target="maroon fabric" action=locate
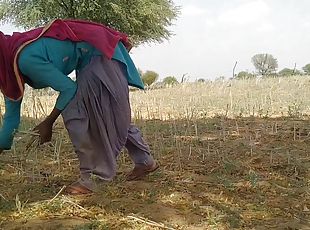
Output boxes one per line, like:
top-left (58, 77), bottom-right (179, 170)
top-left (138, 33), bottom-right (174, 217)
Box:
top-left (0, 19), bottom-right (130, 100)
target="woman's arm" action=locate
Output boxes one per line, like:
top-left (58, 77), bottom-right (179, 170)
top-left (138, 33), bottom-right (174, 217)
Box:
top-left (20, 63), bottom-right (77, 144)
top-left (17, 38), bottom-right (78, 144)
top-left (0, 97), bottom-right (22, 150)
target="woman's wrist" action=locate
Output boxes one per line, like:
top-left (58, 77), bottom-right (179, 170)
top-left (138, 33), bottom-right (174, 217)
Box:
top-left (45, 107), bottom-right (62, 125)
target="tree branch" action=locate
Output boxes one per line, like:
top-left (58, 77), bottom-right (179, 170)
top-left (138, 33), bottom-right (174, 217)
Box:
top-left (55, 0), bottom-right (69, 13)
top-left (70, 0), bottom-right (75, 18)
top-left (233, 61), bottom-right (238, 78)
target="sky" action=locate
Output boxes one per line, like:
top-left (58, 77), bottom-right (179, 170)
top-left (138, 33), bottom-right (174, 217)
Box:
top-left (1, 0), bottom-right (310, 81)
top-left (131, 0), bottom-right (310, 80)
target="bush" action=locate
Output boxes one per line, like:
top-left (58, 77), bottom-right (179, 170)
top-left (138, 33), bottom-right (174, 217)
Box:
top-left (197, 78), bottom-right (206, 83)
top-left (142, 71), bottom-right (159, 86)
top-left (162, 76), bottom-right (178, 85)
top-left (235, 71), bottom-right (256, 80)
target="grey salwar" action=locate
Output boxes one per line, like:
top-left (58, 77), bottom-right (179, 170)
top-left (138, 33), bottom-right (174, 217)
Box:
top-left (62, 56), bottom-right (154, 189)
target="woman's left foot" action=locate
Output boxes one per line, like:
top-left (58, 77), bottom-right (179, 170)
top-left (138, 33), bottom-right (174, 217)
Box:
top-left (126, 162), bottom-right (159, 181)
top-left (65, 181), bottom-right (93, 195)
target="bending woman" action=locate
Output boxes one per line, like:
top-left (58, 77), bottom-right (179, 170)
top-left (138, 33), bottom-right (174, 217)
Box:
top-left (0, 19), bottom-right (158, 195)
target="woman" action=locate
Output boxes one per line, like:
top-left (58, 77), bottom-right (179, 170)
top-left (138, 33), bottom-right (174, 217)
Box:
top-left (0, 19), bottom-right (158, 195)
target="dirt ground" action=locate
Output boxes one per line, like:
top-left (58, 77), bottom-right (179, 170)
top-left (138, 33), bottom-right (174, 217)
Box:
top-left (0, 117), bottom-right (310, 229)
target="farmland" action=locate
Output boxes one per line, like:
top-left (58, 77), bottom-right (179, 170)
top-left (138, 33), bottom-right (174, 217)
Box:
top-left (0, 76), bottom-right (310, 229)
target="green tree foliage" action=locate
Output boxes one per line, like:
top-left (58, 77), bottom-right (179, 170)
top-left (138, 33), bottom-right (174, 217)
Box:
top-left (302, 64), bottom-right (310, 75)
top-left (278, 68), bottom-right (302, 77)
top-left (235, 71), bottom-right (256, 80)
top-left (162, 76), bottom-right (178, 85)
top-left (251, 54), bottom-right (278, 76)
top-left (141, 70), bottom-right (158, 86)
top-left (0, 0), bottom-right (179, 45)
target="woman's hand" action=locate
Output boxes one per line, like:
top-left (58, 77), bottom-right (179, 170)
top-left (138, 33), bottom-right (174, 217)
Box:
top-left (33, 108), bottom-right (61, 144)
top-left (34, 119), bottom-right (53, 144)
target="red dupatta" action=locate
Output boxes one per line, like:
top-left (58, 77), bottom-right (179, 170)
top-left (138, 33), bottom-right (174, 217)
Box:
top-left (0, 19), bottom-right (130, 100)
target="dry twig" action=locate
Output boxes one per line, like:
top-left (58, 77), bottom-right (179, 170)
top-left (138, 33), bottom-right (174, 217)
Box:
top-left (0, 193), bottom-right (7, 201)
top-left (62, 196), bottom-right (91, 213)
top-left (127, 215), bottom-right (176, 230)
top-left (48, 186), bottom-right (66, 204)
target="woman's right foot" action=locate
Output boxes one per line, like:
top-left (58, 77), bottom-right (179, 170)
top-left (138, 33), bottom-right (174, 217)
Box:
top-left (65, 181), bottom-right (93, 195)
top-left (126, 162), bottom-right (159, 181)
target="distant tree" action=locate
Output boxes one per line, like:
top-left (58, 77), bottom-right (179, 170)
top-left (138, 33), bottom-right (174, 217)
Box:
top-left (215, 76), bottom-right (225, 81)
top-left (235, 71), bottom-right (256, 80)
top-left (278, 68), bottom-right (302, 76)
top-left (302, 64), bottom-right (310, 75)
top-left (197, 78), bottom-right (206, 83)
top-left (278, 68), bottom-right (294, 76)
top-left (142, 71), bottom-right (159, 86)
top-left (181, 73), bottom-right (188, 83)
top-left (295, 70), bottom-right (303, 75)
top-left (162, 76), bottom-right (178, 85)
top-left (251, 54), bottom-right (278, 76)
top-left (149, 81), bottom-right (166, 89)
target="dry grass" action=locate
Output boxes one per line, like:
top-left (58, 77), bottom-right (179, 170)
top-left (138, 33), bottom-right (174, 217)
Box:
top-left (130, 76), bottom-right (310, 120)
top-left (0, 76), bottom-right (310, 229)
top-left (2, 76), bottom-right (310, 120)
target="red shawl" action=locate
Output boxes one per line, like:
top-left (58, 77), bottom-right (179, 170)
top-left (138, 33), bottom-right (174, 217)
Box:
top-left (0, 19), bottom-right (130, 101)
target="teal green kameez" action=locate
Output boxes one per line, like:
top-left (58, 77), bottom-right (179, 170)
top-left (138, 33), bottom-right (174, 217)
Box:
top-left (0, 38), bottom-right (143, 150)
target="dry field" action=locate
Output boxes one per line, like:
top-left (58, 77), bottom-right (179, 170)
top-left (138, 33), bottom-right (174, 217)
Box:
top-left (0, 76), bottom-right (310, 229)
